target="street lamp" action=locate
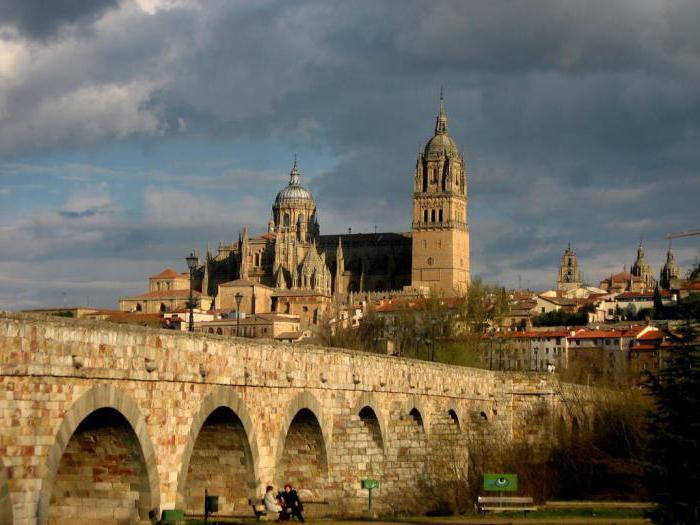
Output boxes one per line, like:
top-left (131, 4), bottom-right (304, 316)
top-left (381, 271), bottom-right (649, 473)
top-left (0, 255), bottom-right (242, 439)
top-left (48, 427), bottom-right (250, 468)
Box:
top-left (185, 251), bottom-right (198, 333)
top-left (234, 292), bottom-right (243, 337)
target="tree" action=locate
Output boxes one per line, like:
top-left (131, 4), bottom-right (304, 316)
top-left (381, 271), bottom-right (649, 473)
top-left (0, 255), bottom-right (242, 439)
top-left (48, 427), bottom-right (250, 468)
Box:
top-left (652, 285), bottom-right (664, 319)
top-left (643, 301), bottom-right (700, 525)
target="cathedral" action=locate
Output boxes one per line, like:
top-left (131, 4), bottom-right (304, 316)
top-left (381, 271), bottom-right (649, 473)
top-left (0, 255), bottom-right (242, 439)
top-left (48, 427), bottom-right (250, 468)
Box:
top-left (197, 94), bottom-right (470, 304)
top-left (120, 95), bottom-right (471, 329)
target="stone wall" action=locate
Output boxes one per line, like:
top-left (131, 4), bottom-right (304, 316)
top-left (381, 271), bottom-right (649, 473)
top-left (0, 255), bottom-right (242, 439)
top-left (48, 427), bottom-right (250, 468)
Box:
top-left (0, 313), bottom-right (585, 525)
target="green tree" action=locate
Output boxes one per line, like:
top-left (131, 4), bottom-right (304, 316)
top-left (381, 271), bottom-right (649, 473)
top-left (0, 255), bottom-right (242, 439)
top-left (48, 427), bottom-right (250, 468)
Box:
top-left (643, 302), bottom-right (700, 524)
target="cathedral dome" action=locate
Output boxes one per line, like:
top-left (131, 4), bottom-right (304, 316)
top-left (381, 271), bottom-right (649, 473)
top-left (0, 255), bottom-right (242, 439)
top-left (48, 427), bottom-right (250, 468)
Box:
top-left (424, 133), bottom-right (458, 156)
top-left (274, 159), bottom-right (314, 206)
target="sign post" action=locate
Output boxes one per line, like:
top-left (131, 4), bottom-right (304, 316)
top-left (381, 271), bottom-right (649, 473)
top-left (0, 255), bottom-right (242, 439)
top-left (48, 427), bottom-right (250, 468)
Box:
top-left (361, 479), bottom-right (380, 512)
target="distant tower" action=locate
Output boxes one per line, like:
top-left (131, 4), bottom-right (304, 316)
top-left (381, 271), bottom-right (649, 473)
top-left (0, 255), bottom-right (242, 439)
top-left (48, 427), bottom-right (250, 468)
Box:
top-left (334, 237), bottom-right (345, 296)
top-left (556, 243), bottom-right (582, 292)
top-left (630, 241), bottom-right (657, 290)
top-left (239, 226), bottom-right (249, 280)
top-left (411, 91), bottom-right (470, 295)
top-left (659, 243), bottom-right (681, 290)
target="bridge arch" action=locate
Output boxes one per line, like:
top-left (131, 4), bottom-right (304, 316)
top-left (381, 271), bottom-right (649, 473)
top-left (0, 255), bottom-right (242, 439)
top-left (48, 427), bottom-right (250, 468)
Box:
top-left (406, 396), bottom-right (431, 431)
top-left (447, 407), bottom-right (462, 430)
top-left (276, 391), bottom-right (331, 498)
top-left (39, 385), bottom-right (160, 524)
top-left (176, 388), bottom-right (260, 512)
top-left (354, 392), bottom-right (388, 451)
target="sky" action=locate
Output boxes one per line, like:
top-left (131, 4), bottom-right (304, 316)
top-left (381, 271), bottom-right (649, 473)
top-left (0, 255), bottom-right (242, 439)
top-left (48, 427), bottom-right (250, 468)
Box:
top-left (0, 0), bottom-right (699, 310)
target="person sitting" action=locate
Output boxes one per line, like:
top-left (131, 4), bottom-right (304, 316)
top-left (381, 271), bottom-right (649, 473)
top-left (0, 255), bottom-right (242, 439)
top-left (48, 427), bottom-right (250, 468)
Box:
top-left (264, 485), bottom-right (283, 521)
top-left (281, 484), bottom-right (304, 522)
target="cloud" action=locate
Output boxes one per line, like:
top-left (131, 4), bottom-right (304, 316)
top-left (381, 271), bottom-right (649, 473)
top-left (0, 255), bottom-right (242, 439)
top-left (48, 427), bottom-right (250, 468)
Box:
top-left (0, 0), bottom-right (119, 40)
top-left (0, 0), bottom-right (699, 307)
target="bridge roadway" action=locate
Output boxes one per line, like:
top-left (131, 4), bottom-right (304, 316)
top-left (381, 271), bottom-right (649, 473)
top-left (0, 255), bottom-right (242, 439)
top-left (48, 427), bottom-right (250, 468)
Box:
top-left (0, 313), bottom-right (571, 524)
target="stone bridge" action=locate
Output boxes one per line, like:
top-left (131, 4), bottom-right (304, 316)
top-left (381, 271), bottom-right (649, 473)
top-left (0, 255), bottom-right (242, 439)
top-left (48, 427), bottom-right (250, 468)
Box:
top-left (0, 313), bottom-right (577, 524)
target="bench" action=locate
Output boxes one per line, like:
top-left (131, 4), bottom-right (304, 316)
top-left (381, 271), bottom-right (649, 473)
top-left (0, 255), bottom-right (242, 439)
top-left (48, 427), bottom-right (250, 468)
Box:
top-left (478, 496), bottom-right (537, 514)
top-left (248, 498), bottom-right (270, 521)
top-left (248, 498), bottom-right (330, 521)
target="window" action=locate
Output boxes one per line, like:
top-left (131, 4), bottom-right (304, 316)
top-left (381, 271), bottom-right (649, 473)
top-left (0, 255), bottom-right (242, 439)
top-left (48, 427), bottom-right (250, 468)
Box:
top-left (283, 213), bottom-right (290, 227)
top-left (423, 209), bottom-right (428, 222)
top-left (438, 209), bottom-right (443, 222)
top-left (431, 209), bottom-right (436, 222)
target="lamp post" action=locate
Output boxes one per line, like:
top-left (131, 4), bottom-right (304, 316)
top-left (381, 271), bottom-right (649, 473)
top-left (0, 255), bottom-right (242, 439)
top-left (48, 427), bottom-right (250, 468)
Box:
top-left (234, 292), bottom-right (243, 337)
top-left (185, 251), bottom-right (198, 333)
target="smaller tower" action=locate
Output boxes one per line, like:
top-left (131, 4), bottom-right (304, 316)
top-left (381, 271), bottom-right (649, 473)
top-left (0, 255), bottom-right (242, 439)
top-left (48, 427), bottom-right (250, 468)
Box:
top-left (239, 226), bottom-right (249, 280)
top-left (631, 241), bottom-right (656, 291)
top-left (557, 243), bottom-right (582, 292)
top-left (334, 237), bottom-right (345, 296)
top-left (660, 243), bottom-right (681, 290)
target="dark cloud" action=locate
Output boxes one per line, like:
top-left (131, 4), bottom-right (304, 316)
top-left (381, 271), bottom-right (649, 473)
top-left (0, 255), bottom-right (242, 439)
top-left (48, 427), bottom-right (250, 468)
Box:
top-left (0, 0), bottom-right (119, 39)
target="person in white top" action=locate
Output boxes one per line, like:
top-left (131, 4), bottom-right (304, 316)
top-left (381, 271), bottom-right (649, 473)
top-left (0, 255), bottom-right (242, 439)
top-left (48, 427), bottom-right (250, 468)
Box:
top-left (264, 485), bottom-right (283, 520)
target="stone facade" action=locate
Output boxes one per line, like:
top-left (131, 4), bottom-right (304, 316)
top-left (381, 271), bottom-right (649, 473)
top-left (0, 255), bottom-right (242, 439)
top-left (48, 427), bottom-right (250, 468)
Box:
top-left (0, 313), bottom-right (587, 524)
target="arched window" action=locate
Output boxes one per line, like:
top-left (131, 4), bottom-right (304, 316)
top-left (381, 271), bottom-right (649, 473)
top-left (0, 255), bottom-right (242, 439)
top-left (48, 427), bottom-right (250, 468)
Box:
top-left (283, 213), bottom-right (290, 227)
top-left (160, 303), bottom-right (167, 313)
top-left (439, 209), bottom-right (443, 222)
top-left (423, 209), bottom-right (428, 223)
top-left (255, 253), bottom-right (260, 266)
top-left (135, 303), bottom-right (142, 312)
top-left (431, 209), bottom-right (436, 223)
top-left (422, 172), bottom-right (427, 192)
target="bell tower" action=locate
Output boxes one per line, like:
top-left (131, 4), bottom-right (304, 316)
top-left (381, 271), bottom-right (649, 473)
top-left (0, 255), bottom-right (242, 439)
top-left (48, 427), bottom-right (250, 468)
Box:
top-left (411, 92), bottom-right (470, 295)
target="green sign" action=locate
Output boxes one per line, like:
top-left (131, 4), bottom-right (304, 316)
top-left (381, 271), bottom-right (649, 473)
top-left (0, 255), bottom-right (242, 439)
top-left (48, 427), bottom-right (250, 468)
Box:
top-left (483, 473), bottom-right (518, 492)
top-left (161, 509), bottom-right (185, 523)
top-left (362, 479), bottom-right (380, 489)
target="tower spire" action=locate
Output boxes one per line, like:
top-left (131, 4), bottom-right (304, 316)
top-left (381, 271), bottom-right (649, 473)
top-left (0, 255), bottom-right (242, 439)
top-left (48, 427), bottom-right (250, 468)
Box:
top-left (289, 156), bottom-right (300, 185)
top-left (435, 88), bottom-right (448, 135)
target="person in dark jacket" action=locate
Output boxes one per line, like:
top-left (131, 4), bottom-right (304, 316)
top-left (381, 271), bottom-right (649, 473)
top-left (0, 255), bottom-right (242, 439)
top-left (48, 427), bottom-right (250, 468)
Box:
top-left (281, 484), bottom-right (304, 522)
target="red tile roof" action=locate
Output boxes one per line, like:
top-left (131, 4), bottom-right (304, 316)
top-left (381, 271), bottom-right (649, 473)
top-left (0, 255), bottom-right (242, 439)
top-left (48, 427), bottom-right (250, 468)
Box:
top-left (617, 290), bottom-right (670, 300)
top-left (570, 329), bottom-right (623, 339)
top-left (129, 289), bottom-right (202, 299)
top-left (638, 330), bottom-right (663, 340)
top-left (149, 267), bottom-right (181, 279)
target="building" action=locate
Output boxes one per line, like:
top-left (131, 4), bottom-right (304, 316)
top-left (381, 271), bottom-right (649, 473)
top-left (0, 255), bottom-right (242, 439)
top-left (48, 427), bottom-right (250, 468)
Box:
top-left (410, 92), bottom-right (471, 294)
top-left (557, 244), bottom-right (583, 292)
top-left (119, 95), bottom-right (472, 330)
top-left (567, 325), bottom-right (658, 382)
top-left (659, 244), bottom-right (681, 290)
top-left (595, 290), bottom-right (672, 321)
top-left (119, 268), bottom-right (213, 314)
top-left (630, 241), bottom-right (657, 290)
top-left (197, 313), bottom-right (301, 341)
top-left (485, 330), bottom-right (570, 372)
